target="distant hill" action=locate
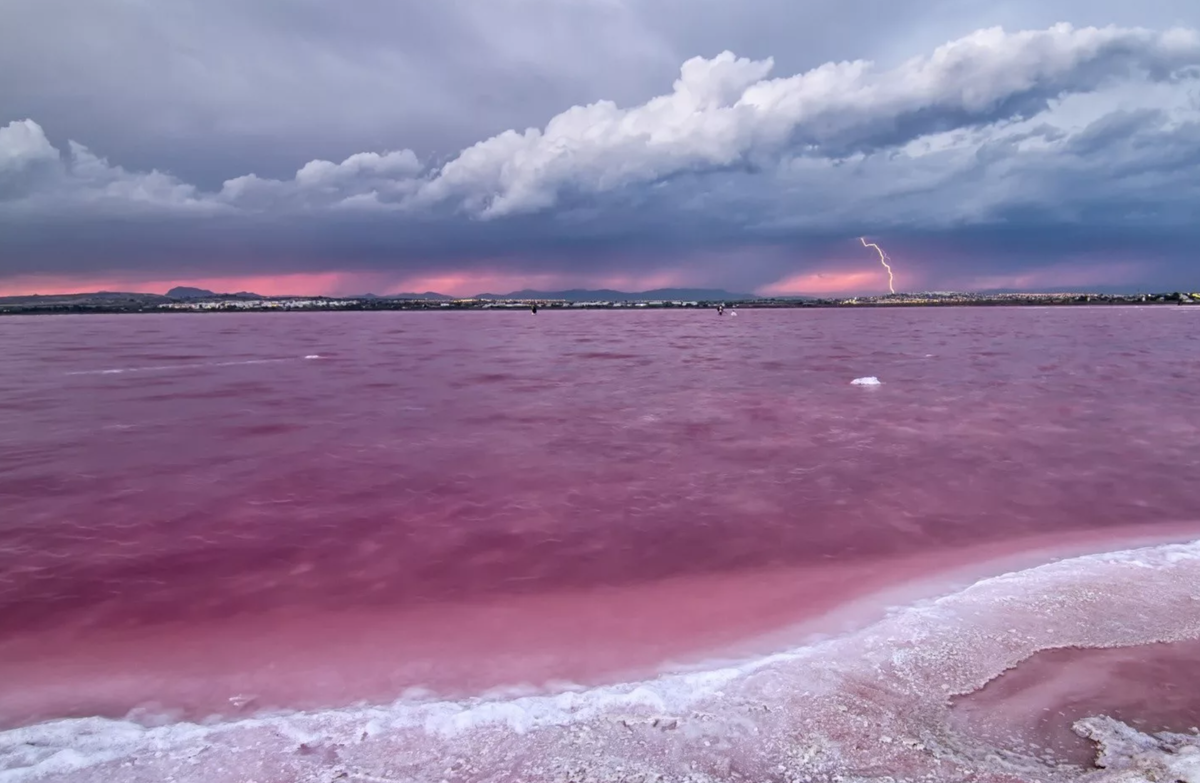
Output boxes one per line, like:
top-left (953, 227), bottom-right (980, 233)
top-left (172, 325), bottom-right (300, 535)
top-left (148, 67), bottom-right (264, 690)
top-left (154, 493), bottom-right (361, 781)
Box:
top-left (166, 286), bottom-right (263, 300)
top-left (474, 288), bottom-right (757, 302)
top-left (352, 291), bottom-right (452, 301)
top-left (0, 291), bottom-right (167, 305)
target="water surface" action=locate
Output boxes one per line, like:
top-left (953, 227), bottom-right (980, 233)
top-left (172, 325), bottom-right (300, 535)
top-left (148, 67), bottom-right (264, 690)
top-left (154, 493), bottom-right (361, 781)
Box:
top-left (2, 307), bottom-right (1199, 781)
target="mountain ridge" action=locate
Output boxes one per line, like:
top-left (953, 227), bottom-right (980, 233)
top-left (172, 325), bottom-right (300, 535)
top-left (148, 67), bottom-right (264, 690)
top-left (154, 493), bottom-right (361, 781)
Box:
top-left (472, 287), bottom-right (757, 301)
top-left (355, 292), bottom-right (452, 300)
top-left (166, 286), bottom-right (264, 300)
top-left (3, 286), bottom-right (760, 304)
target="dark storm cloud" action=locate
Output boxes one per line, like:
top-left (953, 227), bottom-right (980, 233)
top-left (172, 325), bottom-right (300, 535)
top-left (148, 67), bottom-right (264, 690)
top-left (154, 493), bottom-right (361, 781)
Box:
top-left (0, 0), bottom-right (678, 187)
top-left (4, 0), bottom-right (1190, 183)
top-left (2, 1), bottom-right (1200, 293)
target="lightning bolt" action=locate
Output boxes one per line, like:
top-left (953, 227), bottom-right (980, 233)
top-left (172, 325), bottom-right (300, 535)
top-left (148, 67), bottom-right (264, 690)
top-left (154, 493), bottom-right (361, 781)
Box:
top-left (859, 237), bottom-right (896, 294)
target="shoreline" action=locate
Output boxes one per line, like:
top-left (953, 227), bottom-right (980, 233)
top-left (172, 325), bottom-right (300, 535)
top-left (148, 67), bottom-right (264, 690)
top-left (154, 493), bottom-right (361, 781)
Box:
top-left (4, 529), bottom-right (1200, 782)
top-left (3, 296), bottom-right (1198, 316)
top-left (3, 521), bottom-right (1199, 731)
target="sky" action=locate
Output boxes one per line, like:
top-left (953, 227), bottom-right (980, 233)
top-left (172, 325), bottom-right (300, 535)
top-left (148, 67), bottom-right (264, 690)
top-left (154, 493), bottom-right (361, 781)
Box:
top-left (2, 0), bottom-right (1200, 298)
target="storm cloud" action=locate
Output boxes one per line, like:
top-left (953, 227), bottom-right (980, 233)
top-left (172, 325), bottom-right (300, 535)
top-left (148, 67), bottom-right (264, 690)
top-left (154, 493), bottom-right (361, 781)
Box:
top-left (2, 1), bottom-right (1200, 296)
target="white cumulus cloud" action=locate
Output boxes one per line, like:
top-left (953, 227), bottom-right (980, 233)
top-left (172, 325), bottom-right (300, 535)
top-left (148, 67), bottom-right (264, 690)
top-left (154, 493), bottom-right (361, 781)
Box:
top-left (0, 119), bottom-right (58, 172)
top-left (218, 149), bottom-right (423, 211)
top-left (1, 23), bottom-right (1199, 231)
top-left (417, 23), bottom-right (1200, 217)
top-left (0, 120), bottom-right (212, 211)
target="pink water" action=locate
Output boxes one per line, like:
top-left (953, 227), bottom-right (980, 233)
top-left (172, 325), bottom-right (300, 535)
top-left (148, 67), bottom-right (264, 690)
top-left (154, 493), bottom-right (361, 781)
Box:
top-left (2, 307), bottom-right (1200, 782)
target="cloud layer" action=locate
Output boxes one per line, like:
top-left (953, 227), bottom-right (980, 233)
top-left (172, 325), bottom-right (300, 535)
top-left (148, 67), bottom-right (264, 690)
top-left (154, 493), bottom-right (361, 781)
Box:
top-left (3, 20), bottom-right (1200, 295)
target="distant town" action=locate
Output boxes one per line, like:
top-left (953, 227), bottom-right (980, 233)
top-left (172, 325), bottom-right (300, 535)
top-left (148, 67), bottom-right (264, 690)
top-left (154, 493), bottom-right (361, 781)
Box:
top-left (1, 285), bottom-right (1198, 315)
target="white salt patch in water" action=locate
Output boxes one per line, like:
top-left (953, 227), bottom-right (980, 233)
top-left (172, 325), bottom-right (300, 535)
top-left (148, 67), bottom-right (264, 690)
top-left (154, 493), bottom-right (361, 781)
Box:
top-left (4, 538), bottom-right (1200, 782)
top-left (1077, 716), bottom-right (1200, 781)
top-left (851, 376), bottom-right (881, 386)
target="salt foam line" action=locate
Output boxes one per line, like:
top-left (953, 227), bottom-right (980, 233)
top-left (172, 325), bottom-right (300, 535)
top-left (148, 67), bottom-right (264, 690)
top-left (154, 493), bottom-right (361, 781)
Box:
top-left (4, 538), bottom-right (1200, 782)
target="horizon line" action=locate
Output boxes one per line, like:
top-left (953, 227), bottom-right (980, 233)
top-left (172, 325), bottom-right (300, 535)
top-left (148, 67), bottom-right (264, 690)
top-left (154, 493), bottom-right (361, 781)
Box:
top-left (3, 287), bottom-right (1198, 301)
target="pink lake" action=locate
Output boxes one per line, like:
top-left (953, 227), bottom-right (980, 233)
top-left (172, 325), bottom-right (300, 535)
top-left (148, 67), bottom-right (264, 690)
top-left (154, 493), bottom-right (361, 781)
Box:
top-left (1, 307), bottom-right (1199, 782)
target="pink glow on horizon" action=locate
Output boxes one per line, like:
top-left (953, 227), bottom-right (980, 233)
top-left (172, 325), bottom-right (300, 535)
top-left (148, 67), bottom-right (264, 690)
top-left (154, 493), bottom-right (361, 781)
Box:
top-left (147, 272), bottom-right (358, 297)
top-left (0, 272), bottom-right (375, 298)
top-left (384, 268), bottom-right (689, 298)
top-left (383, 271), bottom-right (563, 298)
top-left (0, 258), bottom-right (1150, 301)
top-left (0, 274), bottom-right (157, 298)
top-left (0, 267), bottom-right (701, 300)
top-left (591, 270), bottom-right (688, 291)
top-left (758, 267), bottom-right (905, 297)
top-left (952, 261), bottom-right (1145, 292)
